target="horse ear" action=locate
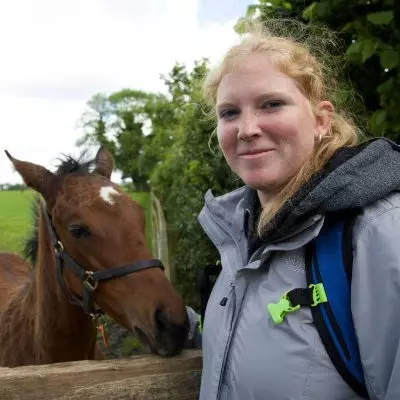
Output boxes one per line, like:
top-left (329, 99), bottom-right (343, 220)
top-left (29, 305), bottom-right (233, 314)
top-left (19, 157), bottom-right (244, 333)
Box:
top-left (94, 146), bottom-right (114, 179)
top-left (4, 150), bottom-right (57, 201)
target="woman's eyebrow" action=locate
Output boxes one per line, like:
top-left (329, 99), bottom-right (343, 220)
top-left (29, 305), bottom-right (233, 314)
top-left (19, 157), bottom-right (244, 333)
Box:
top-left (216, 91), bottom-right (292, 110)
top-left (216, 101), bottom-right (236, 112)
top-left (254, 91), bottom-right (292, 101)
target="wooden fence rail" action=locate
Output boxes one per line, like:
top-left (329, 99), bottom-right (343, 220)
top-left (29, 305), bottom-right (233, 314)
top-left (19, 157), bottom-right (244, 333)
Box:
top-left (0, 350), bottom-right (202, 400)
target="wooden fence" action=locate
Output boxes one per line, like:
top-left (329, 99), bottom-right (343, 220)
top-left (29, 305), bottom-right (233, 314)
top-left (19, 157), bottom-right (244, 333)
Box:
top-left (0, 350), bottom-right (202, 400)
top-left (151, 193), bottom-right (174, 282)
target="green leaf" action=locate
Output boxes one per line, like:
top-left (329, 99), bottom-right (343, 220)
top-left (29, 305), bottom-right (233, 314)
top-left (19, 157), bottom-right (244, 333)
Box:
top-left (302, 3), bottom-right (317, 20)
top-left (246, 5), bottom-right (258, 17)
top-left (361, 39), bottom-right (376, 62)
top-left (341, 20), bottom-right (370, 36)
top-left (304, 2), bottom-right (330, 19)
top-left (346, 41), bottom-right (363, 61)
top-left (370, 109), bottom-right (387, 134)
top-left (367, 11), bottom-right (394, 25)
top-left (260, 0), bottom-right (282, 5)
top-left (377, 78), bottom-right (394, 95)
top-left (315, 2), bottom-right (331, 18)
top-left (234, 17), bottom-right (249, 34)
top-left (380, 49), bottom-right (400, 69)
top-left (282, 1), bottom-right (292, 9)
top-left (341, 22), bottom-right (355, 33)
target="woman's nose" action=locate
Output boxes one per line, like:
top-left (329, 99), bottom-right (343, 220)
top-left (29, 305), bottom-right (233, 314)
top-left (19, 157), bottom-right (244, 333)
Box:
top-left (237, 111), bottom-right (262, 141)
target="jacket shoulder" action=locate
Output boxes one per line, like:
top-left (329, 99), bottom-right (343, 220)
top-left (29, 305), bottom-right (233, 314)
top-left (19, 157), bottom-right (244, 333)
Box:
top-left (355, 190), bottom-right (400, 234)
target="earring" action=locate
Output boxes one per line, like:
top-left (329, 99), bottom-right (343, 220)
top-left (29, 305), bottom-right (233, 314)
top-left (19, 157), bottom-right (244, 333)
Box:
top-left (318, 133), bottom-right (322, 142)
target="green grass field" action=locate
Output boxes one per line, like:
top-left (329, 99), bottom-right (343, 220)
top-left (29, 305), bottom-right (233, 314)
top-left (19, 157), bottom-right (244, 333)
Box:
top-left (0, 190), bottom-right (35, 253)
top-left (0, 190), bottom-right (153, 256)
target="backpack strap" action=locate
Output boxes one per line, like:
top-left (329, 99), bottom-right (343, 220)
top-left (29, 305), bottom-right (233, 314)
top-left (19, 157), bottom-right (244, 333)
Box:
top-left (267, 211), bottom-right (368, 398)
top-left (304, 214), bottom-right (369, 398)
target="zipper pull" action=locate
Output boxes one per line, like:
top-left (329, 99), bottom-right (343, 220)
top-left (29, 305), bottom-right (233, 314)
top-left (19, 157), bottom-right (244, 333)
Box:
top-left (220, 282), bottom-right (234, 306)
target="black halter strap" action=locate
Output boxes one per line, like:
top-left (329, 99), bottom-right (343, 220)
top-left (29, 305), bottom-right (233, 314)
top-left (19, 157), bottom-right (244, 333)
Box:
top-left (41, 201), bottom-right (164, 317)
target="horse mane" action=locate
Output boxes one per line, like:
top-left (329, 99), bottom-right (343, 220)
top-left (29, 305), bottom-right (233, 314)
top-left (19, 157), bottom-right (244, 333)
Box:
top-left (23, 151), bottom-right (97, 267)
top-left (23, 196), bottom-right (40, 268)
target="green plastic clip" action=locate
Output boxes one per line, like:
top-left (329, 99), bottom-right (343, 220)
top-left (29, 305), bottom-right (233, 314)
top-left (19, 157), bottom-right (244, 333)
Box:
top-left (198, 318), bottom-right (203, 334)
top-left (309, 283), bottom-right (328, 307)
top-left (267, 294), bottom-right (300, 325)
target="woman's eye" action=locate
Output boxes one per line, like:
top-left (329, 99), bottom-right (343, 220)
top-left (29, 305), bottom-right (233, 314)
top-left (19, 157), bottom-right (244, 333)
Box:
top-left (68, 224), bottom-right (91, 239)
top-left (262, 100), bottom-right (284, 109)
top-left (218, 109), bottom-right (238, 120)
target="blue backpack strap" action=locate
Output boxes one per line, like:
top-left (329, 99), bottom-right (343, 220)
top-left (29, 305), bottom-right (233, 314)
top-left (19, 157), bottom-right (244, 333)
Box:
top-left (305, 213), bottom-right (369, 398)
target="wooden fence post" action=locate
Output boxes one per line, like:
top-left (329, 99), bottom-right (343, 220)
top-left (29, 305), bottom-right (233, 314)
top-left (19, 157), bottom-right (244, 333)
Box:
top-left (151, 192), bottom-right (175, 283)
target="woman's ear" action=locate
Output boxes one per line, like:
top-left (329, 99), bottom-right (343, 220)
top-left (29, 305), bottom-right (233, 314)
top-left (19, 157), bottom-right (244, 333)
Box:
top-left (315, 101), bottom-right (334, 139)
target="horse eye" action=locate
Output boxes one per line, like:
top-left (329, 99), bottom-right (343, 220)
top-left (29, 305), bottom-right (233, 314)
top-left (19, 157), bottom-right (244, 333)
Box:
top-left (68, 224), bottom-right (91, 239)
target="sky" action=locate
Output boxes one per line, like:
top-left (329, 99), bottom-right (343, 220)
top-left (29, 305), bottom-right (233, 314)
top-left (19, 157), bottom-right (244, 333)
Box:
top-left (0, 0), bottom-right (252, 184)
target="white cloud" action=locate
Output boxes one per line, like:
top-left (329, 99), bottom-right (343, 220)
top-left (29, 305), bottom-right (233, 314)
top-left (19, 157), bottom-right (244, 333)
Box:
top-left (0, 0), bottom-right (240, 184)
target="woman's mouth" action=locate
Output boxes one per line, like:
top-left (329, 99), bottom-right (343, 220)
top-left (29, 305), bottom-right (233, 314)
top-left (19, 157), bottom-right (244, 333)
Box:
top-left (238, 149), bottom-right (274, 159)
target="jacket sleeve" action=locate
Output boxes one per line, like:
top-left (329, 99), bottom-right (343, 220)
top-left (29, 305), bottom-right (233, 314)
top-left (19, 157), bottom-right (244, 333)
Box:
top-left (351, 207), bottom-right (400, 399)
top-left (185, 306), bottom-right (202, 349)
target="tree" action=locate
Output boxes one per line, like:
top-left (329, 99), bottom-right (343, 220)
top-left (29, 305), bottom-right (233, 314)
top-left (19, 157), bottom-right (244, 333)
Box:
top-left (238, 0), bottom-right (400, 139)
top-left (151, 60), bottom-right (241, 305)
top-left (77, 89), bottom-right (177, 190)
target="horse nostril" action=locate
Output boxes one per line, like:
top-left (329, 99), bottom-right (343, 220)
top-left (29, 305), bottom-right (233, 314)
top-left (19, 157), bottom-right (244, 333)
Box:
top-left (155, 308), bottom-right (170, 333)
top-left (153, 307), bottom-right (190, 356)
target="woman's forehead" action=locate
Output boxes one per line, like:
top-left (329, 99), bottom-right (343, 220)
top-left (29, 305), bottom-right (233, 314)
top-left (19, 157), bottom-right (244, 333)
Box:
top-left (216, 61), bottom-right (299, 104)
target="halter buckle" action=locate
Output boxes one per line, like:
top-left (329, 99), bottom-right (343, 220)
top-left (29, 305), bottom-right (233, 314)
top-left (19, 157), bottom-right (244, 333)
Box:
top-left (83, 271), bottom-right (99, 291)
top-left (54, 241), bottom-right (64, 254)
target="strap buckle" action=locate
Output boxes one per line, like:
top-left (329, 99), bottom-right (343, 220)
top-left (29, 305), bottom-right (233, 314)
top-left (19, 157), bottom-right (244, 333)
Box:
top-left (309, 283), bottom-right (328, 306)
top-left (83, 271), bottom-right (99, 291)
top-left (267, 283), bottom-right (328, 325)
top-left (267, 293), bottom-right (300, 325)
top-left (54, 240), bottom-right (64, 254)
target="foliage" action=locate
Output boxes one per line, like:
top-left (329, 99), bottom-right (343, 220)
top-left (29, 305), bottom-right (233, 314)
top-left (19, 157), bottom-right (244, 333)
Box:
top-left (238, 0), bottom-right (400, 139)
top-left (150, 60), bottom-right (241, 306)
top-left (0, 183), bottom-right (27, 190)
top-left (77, 90), bottom-right (178, 190)
top-left (96, 316), bottom-right (145, 359)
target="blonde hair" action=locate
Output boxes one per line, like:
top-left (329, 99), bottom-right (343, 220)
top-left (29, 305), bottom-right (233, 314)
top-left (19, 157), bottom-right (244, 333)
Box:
top-left (203, 19), bottom-right (364, 235)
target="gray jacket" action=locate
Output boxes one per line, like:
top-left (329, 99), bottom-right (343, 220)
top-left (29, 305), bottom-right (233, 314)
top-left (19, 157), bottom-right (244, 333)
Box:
top-left (194, 138), bottom-right (400, 400)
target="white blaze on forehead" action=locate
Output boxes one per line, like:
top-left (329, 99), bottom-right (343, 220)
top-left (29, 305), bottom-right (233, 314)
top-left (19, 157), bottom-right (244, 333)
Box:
top-left (99, 186), bottom-right (121, 205)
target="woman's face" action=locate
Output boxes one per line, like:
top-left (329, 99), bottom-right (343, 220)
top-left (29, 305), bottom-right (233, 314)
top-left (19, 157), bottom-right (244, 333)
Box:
top-left (216, 53), bottom-right (332, 203)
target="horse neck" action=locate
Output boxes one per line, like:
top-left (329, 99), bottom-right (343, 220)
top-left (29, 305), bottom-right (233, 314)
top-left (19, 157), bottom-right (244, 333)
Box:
top-left (33, 206), bottom-right (98, 364)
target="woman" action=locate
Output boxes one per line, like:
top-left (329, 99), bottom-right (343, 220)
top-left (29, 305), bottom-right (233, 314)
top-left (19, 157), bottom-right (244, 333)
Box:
top-left (189, 20), bottom-right (400, 400)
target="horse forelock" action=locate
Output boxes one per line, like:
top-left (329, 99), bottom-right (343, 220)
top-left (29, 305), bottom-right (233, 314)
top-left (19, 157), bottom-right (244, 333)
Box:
top-left (54, 151), bottom-right (96, 177)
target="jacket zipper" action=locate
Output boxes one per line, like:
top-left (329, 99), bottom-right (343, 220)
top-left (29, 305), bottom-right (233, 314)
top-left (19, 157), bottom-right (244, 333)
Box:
top-left (201, 204), bottom-right (248, 399)
top-left (216, 281), bottom-right (236, 400)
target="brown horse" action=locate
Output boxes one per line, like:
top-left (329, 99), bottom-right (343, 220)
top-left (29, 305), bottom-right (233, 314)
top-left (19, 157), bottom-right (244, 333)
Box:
top-left (0, 146), bottom-right (188, 367)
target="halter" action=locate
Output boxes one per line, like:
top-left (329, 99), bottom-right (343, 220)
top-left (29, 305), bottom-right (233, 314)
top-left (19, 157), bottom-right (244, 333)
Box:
top-left (41, 201), bottom-right (164, 317)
